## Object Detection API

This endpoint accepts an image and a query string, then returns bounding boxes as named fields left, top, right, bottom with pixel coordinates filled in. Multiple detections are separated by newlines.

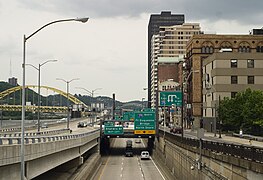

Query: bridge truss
left=0, top=85, right=89, bottom=112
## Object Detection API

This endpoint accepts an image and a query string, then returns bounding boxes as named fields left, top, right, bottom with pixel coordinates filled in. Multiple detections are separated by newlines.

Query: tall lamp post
left=56, top=78, right=79, bottom=130
left=181, top=69, right=199, bottom=138
left=76, top=87, right=102, bottom=125
left=141, top=97, right=145, bottom=110
left=26, top=59, right=57, bottom=132
left=21, top=17, right=88, bottom=180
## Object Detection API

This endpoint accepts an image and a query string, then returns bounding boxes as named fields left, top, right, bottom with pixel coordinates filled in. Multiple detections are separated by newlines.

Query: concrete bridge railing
left=0, top=129, right=100, bottom=180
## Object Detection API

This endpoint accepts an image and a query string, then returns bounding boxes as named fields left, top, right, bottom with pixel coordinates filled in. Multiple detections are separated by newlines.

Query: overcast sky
left=0, top=0, right=262, bottom=102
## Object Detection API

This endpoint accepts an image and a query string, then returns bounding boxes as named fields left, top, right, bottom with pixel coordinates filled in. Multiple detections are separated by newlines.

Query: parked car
left=170, top=127, right=182, bottom=134
left=141, top=151, right=150, bottom=160
left=77, top=121, right=87, bottom=128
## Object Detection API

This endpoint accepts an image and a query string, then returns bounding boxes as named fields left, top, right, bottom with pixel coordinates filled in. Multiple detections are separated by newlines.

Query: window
left=247, top=59, right=254, bottom=68
left=248, top=76, right=254, bottom=84
left=231, top=76, right=238, bottom=84
left=231, top=59, right=237, bottom=68
left=231, top=92, right=237, bottom=98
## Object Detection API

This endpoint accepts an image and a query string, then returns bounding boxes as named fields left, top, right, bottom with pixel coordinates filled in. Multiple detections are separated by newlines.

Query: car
left=170, top=127, right=182, bottom=134
left=41, top=123, right=48, bottom=128
left=135, top=139, right=141, bottom=143
left=126, top=140, right=132, bottom=147
left=141, top=151, right=150, bottom=160
left=125, top=147, right=133, bottom=157
left=77, top=121, right=87, bottom=128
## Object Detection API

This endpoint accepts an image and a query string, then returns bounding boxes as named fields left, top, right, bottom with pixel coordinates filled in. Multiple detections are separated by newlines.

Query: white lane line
left=142, top=138, right=166, bottom=180
left=150, top=156, right=166, bottom=180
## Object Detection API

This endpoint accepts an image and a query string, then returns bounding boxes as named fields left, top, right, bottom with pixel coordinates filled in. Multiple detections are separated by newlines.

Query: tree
left=219, top=88, right=263, bottom=136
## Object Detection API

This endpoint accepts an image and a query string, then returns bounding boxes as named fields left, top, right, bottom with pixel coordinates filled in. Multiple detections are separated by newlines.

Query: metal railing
left=160, top=129, right=263, bottom=164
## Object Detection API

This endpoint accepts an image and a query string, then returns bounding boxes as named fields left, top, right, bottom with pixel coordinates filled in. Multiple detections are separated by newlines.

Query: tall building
left=8, top=77, right=18, bottom=86
left=185, top=34, right=263, bottom=128
left=150, top=23, right=201, bottom=107
left=148, top=11, right=184, bottom=107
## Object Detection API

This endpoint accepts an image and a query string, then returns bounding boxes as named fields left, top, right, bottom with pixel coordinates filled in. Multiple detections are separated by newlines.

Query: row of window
left=201, top=46, right=263, bottom=54
left=230, top=59, right=254, bottom=68
left=231, top=76, right=254, bottom=84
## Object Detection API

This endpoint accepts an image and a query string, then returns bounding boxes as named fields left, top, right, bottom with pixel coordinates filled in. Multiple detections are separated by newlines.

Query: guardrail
left=0, top=129, right=99, bottom=145
left=0, top=128, right=69, bottom=138
left=160, top=129, right=263, bottom=164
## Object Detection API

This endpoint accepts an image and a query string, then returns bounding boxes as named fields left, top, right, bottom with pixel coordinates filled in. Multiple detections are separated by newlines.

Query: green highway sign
left=134, top=112, right=156, bottom=131
left=104, top=121, right=114, bottom=126
left=142, top=108, right=155, bottom=112
left=123, top=112, right=135, bottom=121
left=104, top=126, right=123, bottom=135
left=159, top=91, right=182, bottom=107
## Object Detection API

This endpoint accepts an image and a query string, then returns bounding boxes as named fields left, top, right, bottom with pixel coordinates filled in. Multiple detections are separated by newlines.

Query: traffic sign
left=142, top=108, right=155, bottom=112
left=104, top=126, right=123, bottom=135
left=134, top=112, right=156, bottom=134
left=159, top=91, right=182, bottom=107
left=134, top=130, right=156, bottom=134
left=104, top=121, right=114, bottom=126
left=123, top=112, right=135, bottom=121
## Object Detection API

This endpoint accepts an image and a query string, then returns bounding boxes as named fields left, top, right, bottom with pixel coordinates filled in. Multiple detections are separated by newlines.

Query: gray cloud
left=18, top=0, right=263, bottom=24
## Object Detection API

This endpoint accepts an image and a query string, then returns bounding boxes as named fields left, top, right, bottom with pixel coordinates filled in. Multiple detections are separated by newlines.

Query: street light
left=21, top=17, right=88, bottom=180
left=26, top=59, right=57, bottom=132
left=76, top=87, right=102, bottom=125
left=181, top=69, right=199, bottom=138
left=141, top=97, right=145, bottom=109
left=56, top=78, right=79, bottom=130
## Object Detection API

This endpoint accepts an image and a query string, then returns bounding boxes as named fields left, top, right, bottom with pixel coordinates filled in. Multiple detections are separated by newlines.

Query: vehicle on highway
left=135, top=139, right=141, bottom=143
left=41, top=123, right=48, bottom=128
left=57, top=118, right=67, bottom=123
left=125, top=147, right=133, bottom=157
left=170, top=126, right=182, bottom=134
left=141, top=151, right=150, bottom=160
left=77, top=121, right=87, bottom=128
left=126, top=140, right=132, bottom=148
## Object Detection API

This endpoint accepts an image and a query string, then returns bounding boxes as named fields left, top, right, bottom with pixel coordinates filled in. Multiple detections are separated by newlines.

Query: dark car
left=125, top=147, right=133, bottom=157
left=126, top=140, right=132, bottom=148
left=170, top=127, right=182, bottom=134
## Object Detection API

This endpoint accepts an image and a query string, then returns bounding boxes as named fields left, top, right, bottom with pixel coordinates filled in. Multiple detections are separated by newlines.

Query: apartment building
left=185, top=34, right=263, bottom=128
left=150, top=23, right=201, bottom=107
left=148, top=11, right=185, bottom=107
left=203, top=52, right=263, bottom=131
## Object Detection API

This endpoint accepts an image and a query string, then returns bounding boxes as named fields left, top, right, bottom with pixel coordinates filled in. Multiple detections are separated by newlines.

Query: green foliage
left=219, top=88, right=263, bottom=136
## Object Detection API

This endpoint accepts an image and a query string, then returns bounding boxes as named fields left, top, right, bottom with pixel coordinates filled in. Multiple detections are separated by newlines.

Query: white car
left=141, top=151, right=150, bottom=160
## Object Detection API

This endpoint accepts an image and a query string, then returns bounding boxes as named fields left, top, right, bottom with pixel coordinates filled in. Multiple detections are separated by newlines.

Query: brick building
left=185, top=34, right=263, bottom=128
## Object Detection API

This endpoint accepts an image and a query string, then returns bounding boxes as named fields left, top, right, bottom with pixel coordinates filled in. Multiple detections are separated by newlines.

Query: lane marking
left=98, top=139, right=116, bottom=180
left=142, top=138, right=166, bottom=180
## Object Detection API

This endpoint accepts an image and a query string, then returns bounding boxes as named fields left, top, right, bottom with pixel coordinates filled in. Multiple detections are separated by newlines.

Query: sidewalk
left=184, top=129, right=263, bottom=148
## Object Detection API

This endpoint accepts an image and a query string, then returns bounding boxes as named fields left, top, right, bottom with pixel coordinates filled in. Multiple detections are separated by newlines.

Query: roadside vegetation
left=219, top=88, right=263, bottom=136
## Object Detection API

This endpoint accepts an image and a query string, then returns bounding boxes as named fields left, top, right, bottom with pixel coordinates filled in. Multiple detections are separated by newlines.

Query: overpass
left=0, top=127, right=99, bottom=179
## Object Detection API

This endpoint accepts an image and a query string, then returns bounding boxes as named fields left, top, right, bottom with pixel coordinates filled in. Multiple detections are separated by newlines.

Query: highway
left=93, top=138, right=165, bottom=180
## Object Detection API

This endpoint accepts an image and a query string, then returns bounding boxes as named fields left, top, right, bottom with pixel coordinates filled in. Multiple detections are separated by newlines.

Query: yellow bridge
left=0, top=85, right=89, bottom=112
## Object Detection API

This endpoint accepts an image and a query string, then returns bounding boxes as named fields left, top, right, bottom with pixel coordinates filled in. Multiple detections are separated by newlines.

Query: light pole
left=21, top=17, right=88, bottom=180
left=141, top=97, right=145, bottom=110
left=26, top=60, right=57, bottom=132
left=57, top=78, right=79, bottom=130
left=76, top=87, right=102, bottom=125
left=181, top=69, right=199, bottom=138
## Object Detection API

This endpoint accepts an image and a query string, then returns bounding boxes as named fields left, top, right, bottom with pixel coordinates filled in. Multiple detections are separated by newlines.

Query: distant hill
left=0, top=81, right=145, bottom=110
